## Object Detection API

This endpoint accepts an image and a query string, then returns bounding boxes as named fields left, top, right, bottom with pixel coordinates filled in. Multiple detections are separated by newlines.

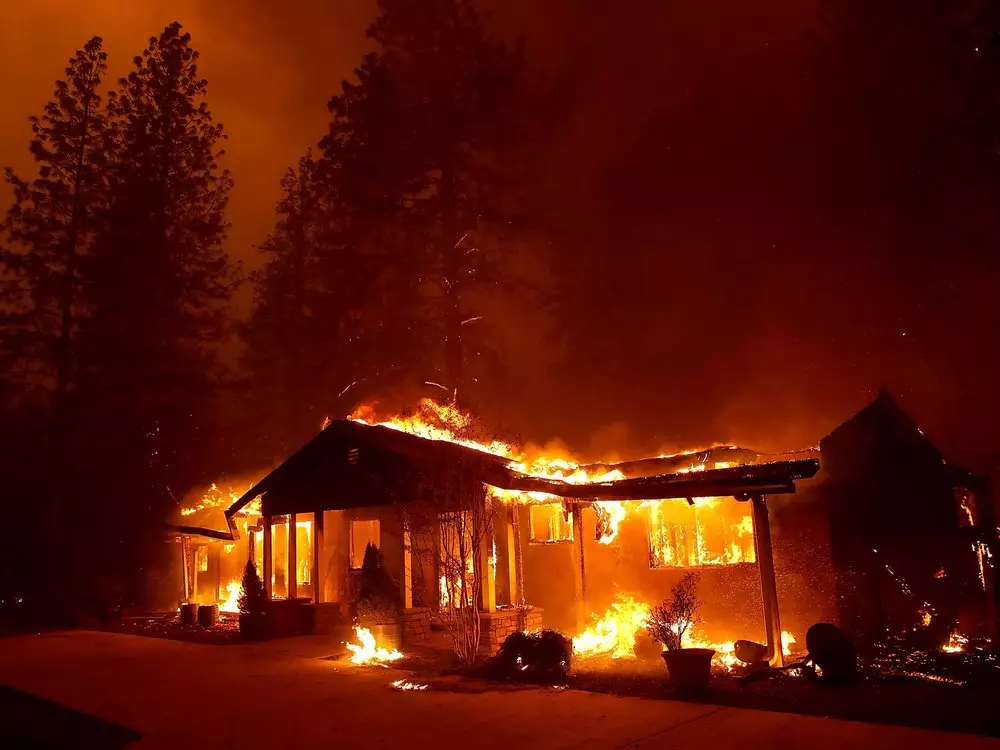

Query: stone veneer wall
left=403, top=607, right=431, bottom=643
left=478, top=607, right=543, bottom=657
left=313, top=602, right=344, bottom=634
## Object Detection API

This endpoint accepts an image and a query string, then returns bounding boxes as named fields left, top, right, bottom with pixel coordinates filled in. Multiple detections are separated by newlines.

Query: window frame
left=527, top=502, right=575, bottom=545
left=349, top=518, right=381, bottom=569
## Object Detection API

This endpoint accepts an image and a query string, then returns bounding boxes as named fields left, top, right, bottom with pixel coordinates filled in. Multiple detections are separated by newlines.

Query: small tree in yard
left=403, top=467, right=496, bottom=666
left=237, top=560, right=267, bottom=616
left=356, top=542, right=400, bottom=625
left=646, top=572, right=702, bottom=651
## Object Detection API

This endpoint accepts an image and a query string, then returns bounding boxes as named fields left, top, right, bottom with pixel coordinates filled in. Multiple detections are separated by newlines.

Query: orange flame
left=346, top=626, right=404, bottom=665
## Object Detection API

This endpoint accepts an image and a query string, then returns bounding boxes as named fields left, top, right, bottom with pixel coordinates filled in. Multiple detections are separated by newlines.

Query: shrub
left=237, top=560, right=267, bottom=616
left=355, top=542, right=400, bottom=623
left=645, top=571, right=702, bottom=651
left=490, top=629, right=572, bottom=683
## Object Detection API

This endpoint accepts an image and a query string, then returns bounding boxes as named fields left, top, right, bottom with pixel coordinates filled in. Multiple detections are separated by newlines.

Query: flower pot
left=180, top=602, right=199, bottom=627
left=197, top=604, right=218, bottom=628
left=661, top=648, right=715, bottom=687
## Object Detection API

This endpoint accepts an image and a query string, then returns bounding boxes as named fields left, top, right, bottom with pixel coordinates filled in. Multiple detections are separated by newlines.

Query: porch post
left=211, top=545, right=222, bottom=605
left=288, top=513, right=298, bottom=600
left=572, top=502, right=587, bottom=631
left=180, top=536, right=190, bottom=603
left=476, top=490, right=496, bottom=613
left=751, top=494, right=784, bottom=666
left=313, top=511, right=324, bottom=604
left=191, top=546, right=200, bottom=600
left=402, top=531, right=414, bottom=609
left=511, top=506, right=525, bottom=607
left=493, top=504, right=518, bottom=607
left=263, top=514, right=273, bottom=600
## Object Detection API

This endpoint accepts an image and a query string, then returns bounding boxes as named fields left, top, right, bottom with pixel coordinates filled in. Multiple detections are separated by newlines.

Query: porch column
left=288, top=513, right=298, bottom=600
left=191, top=546, right=200, bottom=600
left=572, top=502, right=587, bottom=631
left=511, top=506, right=525, bottom=607
left=180, top=536, right=191, bottom=603
left=493, top=504, right=518, bottom=607
left=475, top=494, right=497, bottom=612
left=313, top=511, right=324, bottom=604
left=751, top=495, right=784, bottom=667
left=402, top=531, right=414, bottom=609
left=211, top=545, right=222, bottom=605
left=477, top=534, right=497, bottom=613
left=263, top=514, right=273, bottom=600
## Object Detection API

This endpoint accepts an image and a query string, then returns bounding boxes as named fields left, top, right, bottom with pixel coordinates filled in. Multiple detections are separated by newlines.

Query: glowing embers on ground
left=571, top=594, right=797, bottom=671
left=346, top=626, right=404, bottom=665
left=941, top=631, right=969, bottom=654
left=390, top=679, right=429, bottom=691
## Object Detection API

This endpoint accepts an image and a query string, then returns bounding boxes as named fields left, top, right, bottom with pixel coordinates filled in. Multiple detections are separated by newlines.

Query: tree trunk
left=55, top=61, right=98, bottom=404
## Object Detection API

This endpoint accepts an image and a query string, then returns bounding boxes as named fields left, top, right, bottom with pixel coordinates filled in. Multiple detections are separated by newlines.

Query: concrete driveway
left=0, top=631, right=997, bottom=749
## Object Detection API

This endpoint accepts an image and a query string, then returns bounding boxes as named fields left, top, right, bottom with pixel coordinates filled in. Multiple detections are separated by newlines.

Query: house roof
left=174, top=418, right=820, bottom=541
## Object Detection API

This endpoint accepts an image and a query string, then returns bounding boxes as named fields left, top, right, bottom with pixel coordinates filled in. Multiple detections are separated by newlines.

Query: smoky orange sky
left=1, top=0, right=376, bottom=272
left=3, top=1, right=998, bottom=477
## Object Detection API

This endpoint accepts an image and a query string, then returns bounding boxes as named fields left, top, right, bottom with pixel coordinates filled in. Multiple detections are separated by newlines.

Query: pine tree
left=320, top=0, right=538, bottom=402
left=77, top=22, right=236, bottom=537
left=0, top=37, right=109, bottom=401
left=242, top=154, right=329, bottom=451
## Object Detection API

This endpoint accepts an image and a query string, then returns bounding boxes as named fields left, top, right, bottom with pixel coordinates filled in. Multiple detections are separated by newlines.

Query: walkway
left=0, top=631, right=997, bottom=749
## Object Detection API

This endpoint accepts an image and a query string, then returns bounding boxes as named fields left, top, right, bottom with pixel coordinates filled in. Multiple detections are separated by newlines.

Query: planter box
left=239, top=612, right=273, bottom=641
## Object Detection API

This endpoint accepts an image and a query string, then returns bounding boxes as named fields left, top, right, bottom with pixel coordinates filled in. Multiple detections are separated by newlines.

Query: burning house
left=170, top=391, right=995, bottom=663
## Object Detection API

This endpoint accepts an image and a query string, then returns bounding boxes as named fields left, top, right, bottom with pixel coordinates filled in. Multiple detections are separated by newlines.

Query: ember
left=941, top=632, right=969, bottom=654
left=346, top=626, right=404, bottom=665
left=390, top=679, right=428, bottom=691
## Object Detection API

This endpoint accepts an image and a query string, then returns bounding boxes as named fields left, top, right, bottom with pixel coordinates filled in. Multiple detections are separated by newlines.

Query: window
left=529, top=503, right=574, bottom=543
left=647, top=498, right=755, bottom=568
left=350, top=519, right=380, bottom=568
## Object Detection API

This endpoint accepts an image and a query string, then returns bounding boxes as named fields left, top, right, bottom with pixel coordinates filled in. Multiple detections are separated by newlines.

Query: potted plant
left=355, top=543, right=402, bottom=649
left=645, top=571, right=714, bottom=687
left=237, top=561, right=271, bottom=641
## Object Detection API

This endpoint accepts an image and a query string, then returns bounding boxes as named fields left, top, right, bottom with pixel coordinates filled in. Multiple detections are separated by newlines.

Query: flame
left=219, top=579, right=241, bottom=614
left=941, top=631, right=968, bottom=654
left=181, top=482, right=257, bottom=517
left=350, top=399, right=758, bottom=550
left=391, top=679, right=428, bottom=691
left=572, top=593, right=794, bottom=671
left=781, top=630, right=796, bottom=655
left=594, top=501, right=627, bottom=545
left=346, top=626, right=404, bottom=665
left=573, top=595, right=650, bottom=658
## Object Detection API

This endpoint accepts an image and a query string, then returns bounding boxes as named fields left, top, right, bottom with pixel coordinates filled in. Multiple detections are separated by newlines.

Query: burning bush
left=490, top=630, right=572, bottom=683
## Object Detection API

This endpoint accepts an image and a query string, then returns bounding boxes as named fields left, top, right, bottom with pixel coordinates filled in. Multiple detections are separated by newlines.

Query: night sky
left=3, top=1, right=997, bottom=473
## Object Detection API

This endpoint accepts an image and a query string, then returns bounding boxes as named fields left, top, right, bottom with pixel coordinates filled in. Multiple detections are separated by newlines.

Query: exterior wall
left=517, top=497, right=837, bottom=647
left=403, top=606, right=432, bottom=642
left=478, top=607, right=544, bottom=657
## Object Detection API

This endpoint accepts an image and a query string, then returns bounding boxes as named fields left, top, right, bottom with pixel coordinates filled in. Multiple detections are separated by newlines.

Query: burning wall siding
left=521, top=503, right=766, bottom=643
